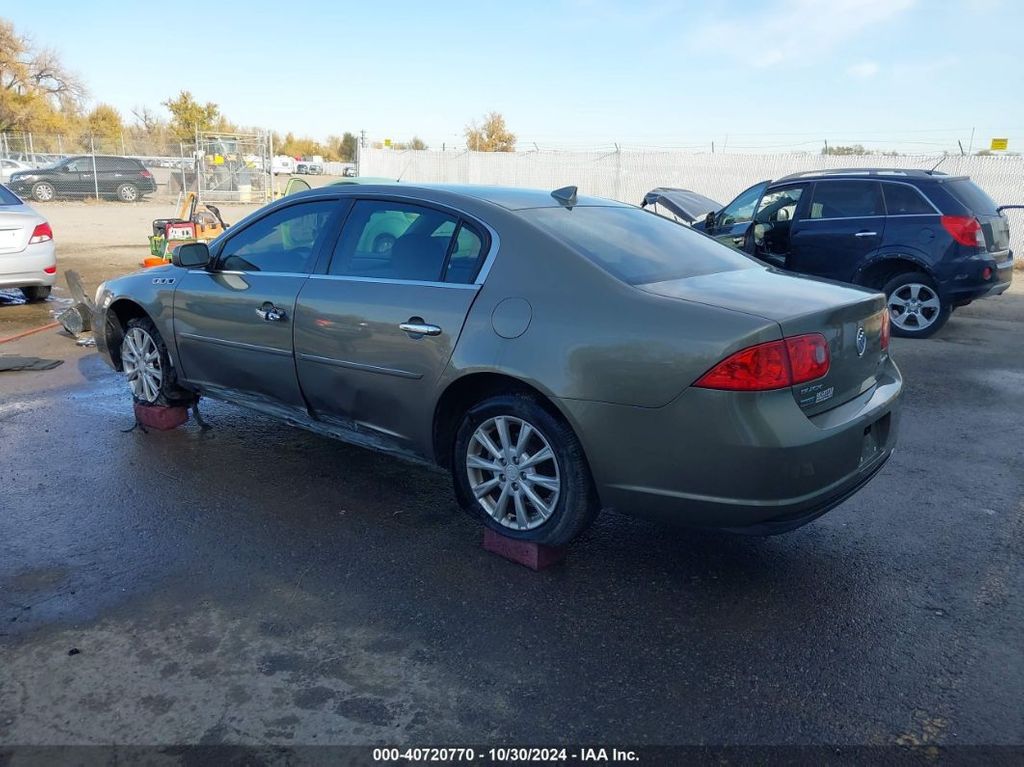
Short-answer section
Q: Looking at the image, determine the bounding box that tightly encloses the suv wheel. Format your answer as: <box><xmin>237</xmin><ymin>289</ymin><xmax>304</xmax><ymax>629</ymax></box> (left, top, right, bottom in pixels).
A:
<box><xmin>883</xmin><ymin>271</ymin><xmax>951</xmax><ymax>339</ymax></box>
<box><xmin>452</xmin><ymin>393</ymin><xmax>600</xmax><ymax>546</ymax></box>
<box><xmin>20</xmin><ymin>286</ymin><xmax>51</xmax><ymax>302</ymax></box>
<box><xmin>31</xmin><ymin>182</ymin><xmax>56</xmax><ymax>202</ymax></box>
<box><xmin>116</xmin><ymin>183</ymin><xmax>139</xmax><ymax>202</ymax></box>
<box><xmin>120</xmin><ymin>317</ymin><xmax>194</xmax><ymax>406</ymax></box>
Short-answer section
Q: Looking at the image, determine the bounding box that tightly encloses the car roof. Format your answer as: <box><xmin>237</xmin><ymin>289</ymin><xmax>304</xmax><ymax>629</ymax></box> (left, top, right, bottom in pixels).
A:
<box><xmin>775</xmin><ymin>168</ymin><xmax>966</xmax><ymax>183</ymax></box>
<box><xmin>289</xmin><ymin>183</ymin><xmax>627</xmax><ymax>211</ymax></box>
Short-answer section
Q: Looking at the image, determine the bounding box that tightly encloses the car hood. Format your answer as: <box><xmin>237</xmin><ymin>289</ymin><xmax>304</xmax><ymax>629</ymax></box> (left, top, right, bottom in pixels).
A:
<box><xmin>641</xmin><ymin>188</ymin><xmax>723</xmax><ymax>224</ymax></box>
<box><xmin>638</xmin><ymin>266</ymin><xmax>881</xmax><ymax>323</ymax></box>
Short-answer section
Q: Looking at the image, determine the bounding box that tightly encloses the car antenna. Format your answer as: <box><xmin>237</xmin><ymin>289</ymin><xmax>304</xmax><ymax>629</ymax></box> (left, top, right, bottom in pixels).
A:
<box><xmin>927</xmin><ymin>155</ymin><xmax>947</xmax><ymax>174</ymax></box>
<box><xmin>551</xmin><ymin>185</ymin><xmax>578</xmax><ymax>209</ymax></box>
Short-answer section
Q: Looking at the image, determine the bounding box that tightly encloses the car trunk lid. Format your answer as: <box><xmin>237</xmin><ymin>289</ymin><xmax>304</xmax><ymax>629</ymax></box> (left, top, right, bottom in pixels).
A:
<box><xmin>640</xmin><ymin>267</ymin><xmax>889</xmax><ymax>416</ymax></box>
<box><xmin>0</xmin><ymin>209</ymin><xmax>37</xmax><ymax>254</ymax></box>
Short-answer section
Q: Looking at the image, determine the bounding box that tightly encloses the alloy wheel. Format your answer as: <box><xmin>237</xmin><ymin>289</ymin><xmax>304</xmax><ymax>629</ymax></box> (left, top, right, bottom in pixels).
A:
<box><xmin>121</xmin><ymin>327</ymin><xmax>163</xmax><ymax>403</ymax></box>
<box><xmin>889</xmin><ymin>282</ymin><xmax>941</xmax><ymax>332</ymax></box>
<box><xmin>466</xmin><ymin>415</ymin><xmax>561</xmax><ymax>531</ymax></box>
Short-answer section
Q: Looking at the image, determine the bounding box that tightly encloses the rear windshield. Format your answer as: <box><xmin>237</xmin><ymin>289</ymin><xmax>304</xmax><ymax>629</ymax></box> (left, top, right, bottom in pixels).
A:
<box><xmin>946</xmin><ymin>179</ymin><xmax>999</xmax><ymax>215</ymax></box>
<box><xmin>522</xmin><ymin>206</ymin><xmax>757</xmax><ymax>285</ymax></box>
<box><xmin>0</xmin><ymin>184</ymin><xmax>22</xmax><ymax>205</ymax></box>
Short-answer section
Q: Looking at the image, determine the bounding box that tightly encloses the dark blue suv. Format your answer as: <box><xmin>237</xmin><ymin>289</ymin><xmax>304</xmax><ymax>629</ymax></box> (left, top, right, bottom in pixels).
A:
<box><xmin>650</xmin><ymin>169</ymin><xmax>1014</xmax><ymax>338</ymax></box>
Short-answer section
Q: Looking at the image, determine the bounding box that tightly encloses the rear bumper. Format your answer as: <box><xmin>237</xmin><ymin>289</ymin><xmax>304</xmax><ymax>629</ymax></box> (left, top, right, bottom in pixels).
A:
<box><xmin>944</xmin><ymin>250</ymin><xmax>1014</xmax><ymax>304</ymax></box>
<box><xmin>558</xmin><ymin>356</ymin><xmax>902</xmax><ymax>533</ymax></box>
<box><xmin>0</xmin><ymin>242</ymin><xmax>57</xmax><ymax>289</ymax></box>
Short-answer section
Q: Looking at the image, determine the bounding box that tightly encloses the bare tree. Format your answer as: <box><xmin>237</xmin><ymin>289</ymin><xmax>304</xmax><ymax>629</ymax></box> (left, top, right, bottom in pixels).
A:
<box><xmin>465</xmin><ymin>112</ymin><xmax>516</xmax><ymax>152</ymax></box>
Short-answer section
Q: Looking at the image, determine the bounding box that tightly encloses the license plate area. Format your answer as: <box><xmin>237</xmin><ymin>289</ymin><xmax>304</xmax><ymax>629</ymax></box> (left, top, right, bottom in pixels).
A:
<box><xmin>860</xmin><ymin>413</ymin><xmax>890</xmax><ymax>465</ymax></box>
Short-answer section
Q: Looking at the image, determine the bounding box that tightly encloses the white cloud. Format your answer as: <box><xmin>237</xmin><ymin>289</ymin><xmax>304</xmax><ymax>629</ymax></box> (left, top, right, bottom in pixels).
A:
<box><xmin>847</xmin><ymin>61</ymin><xmax>881</xmax><ymax>78</ymax></box>
<box><xmin>691</xmin><ymin>0</ymin><xmax>916</xmax><ymax>68</ymax></box>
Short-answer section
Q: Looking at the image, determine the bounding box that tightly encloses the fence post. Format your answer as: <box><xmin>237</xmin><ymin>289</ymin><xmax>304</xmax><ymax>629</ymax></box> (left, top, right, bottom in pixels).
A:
<box><xmin>613</xmin><ymin>143</ymin><xmax>622</xmax><ymax>202</ymax></box>
<box><xmin>90</xmin><ymin>135</ymin><xmax>100</xmax><ymax>200</ymax></box>
<box><xmin>268</xmin><ymin>130</ymin><xmax>275</xmax><ymax>201</ymax></box>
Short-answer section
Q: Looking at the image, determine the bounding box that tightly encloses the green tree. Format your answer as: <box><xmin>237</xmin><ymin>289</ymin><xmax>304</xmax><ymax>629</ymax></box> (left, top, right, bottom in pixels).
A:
<box><xmin>85</xmin><ymin>103</ymin><xmax>123</xmax><ymax>141</ymax></box>
<box><xmin>821</xmin><ymin>144</ymin><xmax>870</xmax><ymax>156</ymax></box>
<box><xmin>465</xmin><ymin>112</ymin><xmax>515</xmax><ymax>152</ymax></box>
<box><xmin>339</xmin><ymin>131</ymin><xmax>358</xmax><ymax>161</ymax></box>
<box><xmin>162</xmin><ymin>90</ymin><xmax>221</xmax><ymax>141</ymax></box>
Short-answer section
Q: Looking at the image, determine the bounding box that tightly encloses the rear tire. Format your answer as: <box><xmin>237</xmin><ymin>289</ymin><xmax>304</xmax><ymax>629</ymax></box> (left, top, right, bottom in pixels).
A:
<box><xmin>116</xmin><ymin>183</ymin><xmax>139</xmax><ymax>202</ymax></box>
<box><xmin>452</xmin><ymin>393</ymin><xmax>600</xmax><ymax>546</ymax></box>
<box><xmin>20</xmin><ymin>285</ymin><xmax>51</xmax><ymax>302</ymax></box>
<box><xmin>883</xmin><ymin>271</ymin><xmax>951</xmax><ymax>339</ymax></box>
<box><xmin>120</xmin><ymin>316</ymin><xmax>194</xmax><ymax>406</ymax></box>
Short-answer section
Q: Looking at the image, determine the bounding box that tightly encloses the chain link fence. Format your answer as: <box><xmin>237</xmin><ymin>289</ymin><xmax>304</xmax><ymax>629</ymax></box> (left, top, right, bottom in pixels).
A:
<box><xmin>361</xmin><ymin>147</ymin><xmax>1024</xmax><ymax>262</ymax></box>
<box><xmin>1</xmin><ymin>131</ymin><xmax>273</xmax><ymax>204</ymax></box>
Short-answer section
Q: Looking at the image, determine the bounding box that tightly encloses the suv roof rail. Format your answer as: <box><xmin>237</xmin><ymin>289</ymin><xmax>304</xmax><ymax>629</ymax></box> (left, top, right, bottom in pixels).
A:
<box><xmin>776</xmin><ymin>168</ymin><xmax>950</xmax><ymax>182</ymax></box>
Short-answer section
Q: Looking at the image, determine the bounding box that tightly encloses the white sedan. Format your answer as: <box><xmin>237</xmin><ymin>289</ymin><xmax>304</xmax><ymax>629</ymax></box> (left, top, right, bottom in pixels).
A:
<box><xmin>0</xmin><ymin>159</ymin><xmax>34</xmax><ymax>183</ymax></box>
<box><xmin>0</xmin><ymin>183</ymin><xmax>56</xmax><ymax>301</ymax></box>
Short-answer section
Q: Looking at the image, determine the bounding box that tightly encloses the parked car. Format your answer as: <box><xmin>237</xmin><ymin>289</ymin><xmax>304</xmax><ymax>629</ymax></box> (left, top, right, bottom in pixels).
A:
<box><xmin>271</xmin><ymin>156</ymin><xmax>296</xmax><ymax>175</ymax></box>
<box><xmin>7</xmin><ymin>155</ymin><xmax>158</xmax><ymax>203</ymax></box>
<box><xmin>0</xmin><ymin>183</ymin><xmax>56</xmax><ymax>301</ymax></box>
<box><xmin>0</xmin><ymin>158</ymin><xmax>34</xmax><ymax>183</ymax></box>
<box><xmin>650</xmin><ymin>169</ymin><xmax>1015</xmax><ymax>338</ymax></box>
<box><xmin>295</xmin><ymin>162</ymin><xmax>309</xmax><ymax>175</ymax></box>
<box><xmin>93</xmin><ymin>184</ymin><xmax>901</xmax><ymax>545</ymax></box>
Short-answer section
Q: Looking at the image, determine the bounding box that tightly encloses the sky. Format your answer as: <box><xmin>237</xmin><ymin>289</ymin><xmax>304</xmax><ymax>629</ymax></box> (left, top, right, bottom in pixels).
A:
<box><xmin>5</xmin><ymin>0</ymin><xmax>1023</xmax><ymax>154</ymax></box>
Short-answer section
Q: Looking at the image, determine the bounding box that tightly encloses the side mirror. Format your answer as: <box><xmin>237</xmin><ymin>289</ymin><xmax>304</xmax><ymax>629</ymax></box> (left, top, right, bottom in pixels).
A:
<box><xmin>172</xmin><ymin>242</ymin><xmax>211</xmax><ymax>269</ymax></box>
<box><xmin>704</xmin><ymin>211</ymin><xmax>716</xmax><ymax>229</ymax></box>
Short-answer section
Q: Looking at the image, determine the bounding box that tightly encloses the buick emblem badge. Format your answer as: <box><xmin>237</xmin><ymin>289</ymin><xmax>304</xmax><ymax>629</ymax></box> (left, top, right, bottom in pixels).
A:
<box><xmin>856</xmin><ymin>326</ymin><xmax>867</xmax><ymax>357</ymax></box>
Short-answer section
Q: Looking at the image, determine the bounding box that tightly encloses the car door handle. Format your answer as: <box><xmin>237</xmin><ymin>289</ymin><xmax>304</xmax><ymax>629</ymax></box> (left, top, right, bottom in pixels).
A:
<box><xmin>854</xmin><ymin>231</ymin><xmax>878</xmax><ymax>237</ymax></box>
<box><xmin>256</xmin><ymin>302</ymin><xmax>287</xmax><ymax>322</ymax></box>
<box><xmin>399</xmin><ymin>321</ymin><xmax>442</xmax><ymax>337</ymax></box>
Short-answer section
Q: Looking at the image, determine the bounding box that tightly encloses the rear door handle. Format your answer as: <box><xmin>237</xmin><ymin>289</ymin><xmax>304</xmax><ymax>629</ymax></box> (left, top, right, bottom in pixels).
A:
<box><xmin>854</xmin><ymin>231</ymin><xmax>878</xmax><ymax>237</ymax></box>
<box><xmin>399</xmin><ymin>320</ymin><xmax>442</xmax><ymax>337</ymax></box>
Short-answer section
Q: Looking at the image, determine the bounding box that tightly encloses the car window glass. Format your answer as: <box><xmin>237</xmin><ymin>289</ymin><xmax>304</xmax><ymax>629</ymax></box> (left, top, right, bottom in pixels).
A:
<box><xmin>755</xmin><ymin>186</ymin><xmax>804</xmax><ymax>223</ymax></box>
<box><xmin>329</xmin><ymin>200</ymin><xmax>458</xmax><ymax>282</ymax></box>
<box><xmin>218</xmin><ymin>200</ymin><xmax>337</xmax><ymax>273</ymax></box>
<box><xmin>93</xmin><ymin>157</ymin><xmax>116</xmax><ymax>171</ymax></box>
<box><xmin>444</xmin><ymin>224</ymin><xmax>485</xmax><ymax>284</ymax></box>
<box><xmin>717</xmin><ymin>184</ymin><xmax>764</xmax><ymax>227</ymax></box>
<box><xmin>881</xmin><ymin>184</ymin><xmax>933</xmax><ymax>215</ymax></box>
<box><xmin>524</xmin><ymin>206</ymin><xmax>757</xmax><ymax>285</ymax></box>
<box><xmin>65</xmin><ymin>158</ymin><xmax>92</xmax><ymax>172</ymax></box>
<box><xmin>0</xmin><ymin>185</ymin><xmax>21</xmax><ymax>205</ymax></box>
<box><xmin>809</xmin><ymin>181</ymin><xmax>883</xmax><ymax>219</ymax></box>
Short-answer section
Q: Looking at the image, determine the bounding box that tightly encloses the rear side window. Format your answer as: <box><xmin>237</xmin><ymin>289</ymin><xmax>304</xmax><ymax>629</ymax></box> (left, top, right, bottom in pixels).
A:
<box><xmin>945</xmin><ymin>179</ymin><xmax>999</xmax><ymax>215</ymax></box>
<box><xmin>523</xmin><ymin>206</ymin><xmax>757</xmax><ymax>286</ymax></box>
<box><xmin>882</xmin><ymin>183</ymin><xmax>934</xmax><ymax>215</ymax></box>
<box><xmin>809</xmin><ymin>181</ymin><xmax>883</xmax><ymax>219</ymax></box>
<box><xmin>0</xmin><ymin>185</ymin><xmax>21</xmax><ymax>205</ymax></box>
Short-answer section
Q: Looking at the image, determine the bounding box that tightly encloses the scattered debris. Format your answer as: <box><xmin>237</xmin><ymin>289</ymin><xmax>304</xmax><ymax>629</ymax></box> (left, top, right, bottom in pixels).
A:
<box><xmin>76</xmin><ymin>337</ymin><xmax>97</xmax><ymax>347</ymax></box>
<box><xmin>67</xmin><ymin>648</ymin><xmax>81</xmax><ymax>656</ymax></box>
<box><xmin>0</xmin><ymin>355</ymin><xmax>64</xmax><ymax>372</ymax></box>
<box><xmin>55</xmin><ymin>270</ymin><xmax>97</xmax><ymax>340</ymax></box>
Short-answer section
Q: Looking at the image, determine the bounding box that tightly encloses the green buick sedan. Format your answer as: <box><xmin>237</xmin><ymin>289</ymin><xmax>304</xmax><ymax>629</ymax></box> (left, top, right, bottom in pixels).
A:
<box><xmin>94</xmin><ymin>184</ymin><xmax>901</xmax><ymax>545</ymax></box>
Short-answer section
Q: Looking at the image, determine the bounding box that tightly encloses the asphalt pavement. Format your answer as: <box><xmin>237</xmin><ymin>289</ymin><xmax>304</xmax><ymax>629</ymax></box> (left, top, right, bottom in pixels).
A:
<box><xmin>1</xmin><ymin>284</ymin><xmax>1022</xmax><ymax>750</ymax></box>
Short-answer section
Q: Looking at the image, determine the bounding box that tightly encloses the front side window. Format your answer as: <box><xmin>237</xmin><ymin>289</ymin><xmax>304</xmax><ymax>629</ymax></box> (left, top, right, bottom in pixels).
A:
<box><xmin>330</xmin><ymin>200</ymin><xmax>462</xmax><ymax>282</ymax></box>
<box><xmin>218</xmin><ymin>200</ymin><xmax>337</xmax><ymax>273</ymax></box>
<box><xmin>882</xmin><ymin>183</ymin><xmax>934</xmax><ymax>215</ymax></box>
<box><xmin>809</xmin><ymin>181</ymin><xmax>883</xmax><ymax>219</ymax></box>
<box><xmin>523</xmin><ymin>206</ymin><xmax>757</xmax><ymax>286</ymax></box>
<box><xmin>716</xmin><ymin>183</ymin><xmax>767</xmax><ymax>227</ymax></box>
<box><xmin>755</xmin><ymin>186</ymin><xmax>805</xmax><ymax>223</ymax></box>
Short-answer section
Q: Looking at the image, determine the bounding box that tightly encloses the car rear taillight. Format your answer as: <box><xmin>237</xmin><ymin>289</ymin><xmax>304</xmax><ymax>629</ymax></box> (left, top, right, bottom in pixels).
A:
<box><xmin>29</xmin><ymin>222</ymin><xmax>53</xmax><ymax>244</ymax></box>
<box><xmin>44</xmin><ymin>265</ymin><xmax>57</xmax><ymax>274</ymax></box>
<box><xmin>695</xmin><ymin>334</ymin><xmax>830</xmax><ymax>391</ymax></box>
<box><xmin>880</xmin><ymin>310</ymin><xmax>891</xmax><ymax>351</ymax></box>
<box><xmin>941</xmin><ymin>215</ymin><xmax>984</xmax><ymax>247</ymax></box>
<box><xmin>140</xmin><ymin>169</ymin><xmax>153</xmax><ymax>178</ymax></box>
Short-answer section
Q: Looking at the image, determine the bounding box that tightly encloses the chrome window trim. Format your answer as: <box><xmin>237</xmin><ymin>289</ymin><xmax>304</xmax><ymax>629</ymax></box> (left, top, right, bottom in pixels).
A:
<box><xmin>307</xmin><ymin>274</ymin><xmax>479</xmax><ymax>290</ymax></box>
<box><xmin>801</xmin><ymin>215</ymin><xmax>886</xmax><ymax>222</ymax></box>
<box><xmin>327</xmin><ymin>192</ymin><xmax>501</xmax><ymax>285</ymax></box>
<box><xmin>188</xmin><ymin>269</ymin><xmax>311</xmax><ymax>278</ymax></box>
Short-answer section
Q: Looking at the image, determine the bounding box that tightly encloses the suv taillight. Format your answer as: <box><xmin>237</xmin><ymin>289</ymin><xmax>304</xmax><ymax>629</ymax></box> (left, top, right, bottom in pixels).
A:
<box><xmin>29</xmin><ymin>222</ymin><xmax>53</xmax><ymax>244</ymax></box>
<box><xmin>140</xmin><ymin>169</ymin><xmax>153</xmax><ymax>178</ymax></box>
<box><xmin>695</xmin><ymin>334</ymin><xmax>830</xmax><ymax>391</ymax></box>
<box><xmin>941</xmin><ymin>215</ymin><xmax>985</xmax><ymax>247</ymax></box>
<box><xmin>880</xmin><ymin>310</ymin><xmax>890</xmax><ymax>351</ymax></box>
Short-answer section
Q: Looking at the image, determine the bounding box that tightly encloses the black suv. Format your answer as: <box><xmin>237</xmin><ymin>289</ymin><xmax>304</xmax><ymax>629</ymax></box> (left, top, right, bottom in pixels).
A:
<box><xmin>8</xmin><ymin>155</ymin><xmax>157</xmax><ymax>203</ymax></box>
<box><xmin>649</xmin><ymin>169</ymin><xmax>1014</xmax><ymax>338</ymax></box>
